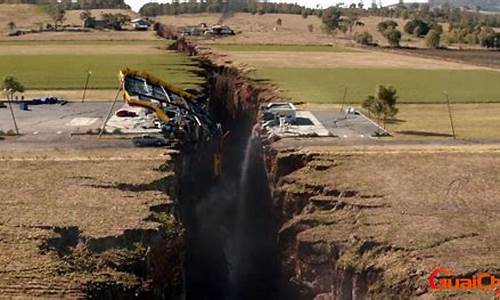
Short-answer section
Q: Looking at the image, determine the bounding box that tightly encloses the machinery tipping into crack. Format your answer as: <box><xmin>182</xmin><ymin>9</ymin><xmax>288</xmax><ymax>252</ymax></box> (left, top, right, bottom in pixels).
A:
<box><xmin>119</xmin><ymin>68</ymin><xmax>224</xmax><ymax>177</ymax></box>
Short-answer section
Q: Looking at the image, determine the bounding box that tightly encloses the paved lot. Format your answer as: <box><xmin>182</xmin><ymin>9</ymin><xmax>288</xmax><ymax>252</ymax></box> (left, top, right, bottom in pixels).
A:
<box><xmin>0</xmin><ymin>102</ymin><xmax>117</xmax><ymax>135</ymax></box>
<box><xmin>0</xmin><ymin>102</ymin><xmax>136</xmax><ymax>150</ymax></box>
<box><xmin>311</xmin><ymin>109</ymin><xmax>384</xmax><ymax>139</ymax></box>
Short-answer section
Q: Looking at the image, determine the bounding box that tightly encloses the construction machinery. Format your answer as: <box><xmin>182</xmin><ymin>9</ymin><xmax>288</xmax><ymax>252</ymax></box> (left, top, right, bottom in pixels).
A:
<box><xmin>119</xmin><ymin>68</ymin><xmax>223</xmax><ymax>177</ymax></box>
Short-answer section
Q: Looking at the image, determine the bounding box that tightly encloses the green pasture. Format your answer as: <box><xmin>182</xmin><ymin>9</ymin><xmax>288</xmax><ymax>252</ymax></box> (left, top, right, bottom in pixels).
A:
<box><xmin>256</xmin><ymin>68</ymin><xmax>500</xmax><ymax>103</ymax></box>
<box><xmin>0</xmin><ymin>53</ymin><xmax>202</xmax><ymax>89</ymax></box>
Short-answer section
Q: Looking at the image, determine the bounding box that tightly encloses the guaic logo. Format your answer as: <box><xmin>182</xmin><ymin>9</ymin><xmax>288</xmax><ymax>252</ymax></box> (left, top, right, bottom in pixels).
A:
<box><xmin>429</xmin><ymin>266</ymin><xmax>500</xmax><ymax>298</ymax></box>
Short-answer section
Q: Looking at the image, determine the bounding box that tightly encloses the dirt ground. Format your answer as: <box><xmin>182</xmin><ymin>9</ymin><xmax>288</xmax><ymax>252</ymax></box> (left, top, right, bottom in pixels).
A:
<box><xmin>221</xmin><ymin>50</ymin><xmax>492</xmax><ymax>70</ymax></box>
<box><xmin>275</xmin><ymin>145</ymin><xmax>500</xmax><ymax>298</ymax></box>
<box><xmin>0</xmin><ymin>148</ymin><xmax>177</xmax><ymax>298</ymax></box>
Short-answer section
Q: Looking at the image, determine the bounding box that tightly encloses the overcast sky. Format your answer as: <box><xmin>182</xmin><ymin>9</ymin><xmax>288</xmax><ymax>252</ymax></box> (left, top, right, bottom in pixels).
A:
<box><xmin>125</xmin><ymin>0</ymin><xmax>427</xmax><ymax>12</ymax></box>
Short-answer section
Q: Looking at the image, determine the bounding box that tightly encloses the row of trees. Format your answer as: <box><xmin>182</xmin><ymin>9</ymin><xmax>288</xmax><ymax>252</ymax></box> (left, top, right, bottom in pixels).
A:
<box><xmin>0</xmin><ymin>0</ymin><xmax>128</xmax><ymax>10</ymax></box>
<box><xmin>140</xmin><ymin>0</ymin><xmax>321</xmax><ymax>17</ymax></box>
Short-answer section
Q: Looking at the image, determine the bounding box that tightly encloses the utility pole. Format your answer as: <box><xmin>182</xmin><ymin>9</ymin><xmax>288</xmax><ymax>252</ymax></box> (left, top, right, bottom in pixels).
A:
<box><xmin>81</xmin><ymin>70</ymin><xmax>92</xmax><ymax>103</ymax></box>
<box><xmin>443</xmin><ymin>92</ymin><xmax>456</xmax><ymax>139</ymax></box>
<box><xmin>5</xmin><ymin>89</ymin><xmax>19</xmax><ymax>135</ymax></box>
<box><xmin>98</xmin><ymin>85</ymin><xmax>123</xmax><ymax>138</ymax></box>
<box><xmin>339</xmin><ymin>87</ymin><xmax>348</xmax><ymax>112</ymax></box>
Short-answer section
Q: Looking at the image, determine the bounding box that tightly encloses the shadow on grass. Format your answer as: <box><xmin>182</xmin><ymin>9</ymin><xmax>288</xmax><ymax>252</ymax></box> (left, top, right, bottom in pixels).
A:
<box><xmin>396</xmin><ymin>130</ymin><xmax>454</xmax><ymax>137</ymax></box>
<box><xmin>385</xmin><ymin>118</ymin><xmax>407</xmax><ymax>124</ymax></box>
<box><xmin>86</xmin><ymin>174</ymin><xmax>175</xmax><ymax>194</ymax></box>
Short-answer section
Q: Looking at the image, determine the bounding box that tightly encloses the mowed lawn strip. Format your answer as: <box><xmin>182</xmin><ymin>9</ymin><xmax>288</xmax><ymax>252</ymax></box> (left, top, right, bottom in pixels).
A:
<box><xmin>0</xmin><ymin>53</ymin><xmax>202</xmax><ymax>89</ymax></box>
<box><xmin>256</xmin><ymin>67</ymin><xmax>500</xmax><ymax>103</ymax></box>
<box><xmin>212</xmin><ymin>44</ymin><xmax>356</xmax><ymax>52</ymax></box>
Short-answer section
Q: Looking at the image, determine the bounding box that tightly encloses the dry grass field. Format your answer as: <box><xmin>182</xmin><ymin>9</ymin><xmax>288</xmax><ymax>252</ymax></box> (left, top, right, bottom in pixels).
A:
<box><xmin>0</xmin><ymin>148</ymin><xmax>175</xmax><ymax>298</ymax></box>
<box><xmin>224</xmin><ymin>49</ymin><xmax>492</xmax><ymax>70</ymax></box>
<box><xmin>278</xmin><ymin>147</ymin><xmax>500</xmax><ymax>298</ymax></box>
<box><xmin>0</xmin><ymin>4</ymin><xmax>50</xmax><ymax>35</ymax></box>
<box><xmin>64</xmin><ymin>9</ymin><xmax>139</xmax><ymax>26</ymax></box>
<box><xmin>158</xmin><ymin>13</ymin><xmax>332</xmax><ymax>45</ymax></box>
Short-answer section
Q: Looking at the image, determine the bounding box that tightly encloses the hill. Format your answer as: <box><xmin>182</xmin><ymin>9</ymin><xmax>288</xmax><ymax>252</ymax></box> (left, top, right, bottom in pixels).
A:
<box><xmin>429</xmin><ymin>0</ymin><xmax>500</xmax><ymax>11</ymax></box>
<box><xmin>0</xmin><ymin>4</ymin><xmax>51</xmax><ymax>34</ymax></box>
<box><xmin>64</xmin><ymin>9</ymin><xmax>139</xmax><ymax>26</ymax></box>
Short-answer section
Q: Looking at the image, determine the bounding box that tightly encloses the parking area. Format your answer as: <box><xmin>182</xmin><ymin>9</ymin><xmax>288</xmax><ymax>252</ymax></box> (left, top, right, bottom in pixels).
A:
<box><xmin>311</xmin><ymin>109</ymin><xmax>386</xmax><ymax>139</ymax></box>
<box><xmin>0</xmin><ymin>102</ymin><xmax>115</xmax><ymax>136</ymax></box>
<box><xmin>261</xmin><ymin>102</ymin><xmax>384</xmax><ymax>140</ymax></box>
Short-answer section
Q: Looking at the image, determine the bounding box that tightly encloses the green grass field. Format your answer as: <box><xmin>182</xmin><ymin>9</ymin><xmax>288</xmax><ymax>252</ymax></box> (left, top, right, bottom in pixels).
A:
<box><xmin>0</xmin><ymin>53</ymin><xmax>202</xmax><ymax>89</ymax></box>
<box><xmin>390</xmin><ymin>103</ymin><xmax>500</xmax><ymax>140</ymax></box>
<box><xmin>212</xmin><ymin>44</ymin><xmax>355</xmax><ymax>52</ymax></box>
<box><xmin>256</xmin><ymin>68</ymin><xmax>500</xmax><ymax>103</ymax></box>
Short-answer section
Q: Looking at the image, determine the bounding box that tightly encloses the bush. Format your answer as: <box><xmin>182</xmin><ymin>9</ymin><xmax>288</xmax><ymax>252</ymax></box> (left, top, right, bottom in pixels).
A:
<box><xmin>465</xmin><ymin>33</ymin><xmax>479</xmax><ymax>45</ymax></box>
<box><xmin>377</xmin><ymin>20</ymin><xmax>398</xmax><ymax>34</ymax></box>
<box><xmin>404</xmin><ymin>19</ymin><xmax>429</xmax><ymax>37</ymax></box>
<box><xmin>425</xmin><ymin>29</ymin><xmax>441</xmax><ymax>49</ymax></box>
<box><xmin>354</xmin><ymin>31</ymin><xmax>373</xmax><ymax>45</ymax></box>
<box><xmin>386</xmin><ymin>29</ymin><xmax>402</xmax><ymax>47</ymax></box>
<box><xmin>307</xmin><ymin>24</ymin><xmax>314</xmax><ymax>33</ymax></box>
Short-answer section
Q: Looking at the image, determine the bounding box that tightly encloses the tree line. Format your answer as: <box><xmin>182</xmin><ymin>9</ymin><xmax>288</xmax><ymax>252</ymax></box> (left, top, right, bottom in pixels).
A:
<box><xmin>320</xmin><ymin>3</ymin><xmax>500</xmax><ymax>50</ymax></box>
<box><xmin>0</xmin><ymin>0</ymin><xmax>129</xmax><ymax>10</ymax></box>
<box><xmin>139</xmin><ymin>0</ymin><xmax>321</xmax><ymax>17</ymax></box>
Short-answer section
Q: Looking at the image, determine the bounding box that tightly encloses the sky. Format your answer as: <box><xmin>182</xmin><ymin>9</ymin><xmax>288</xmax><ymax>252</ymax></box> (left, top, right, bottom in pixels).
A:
<box><xmin>125</xmin><ymin>0</ymin><xmax>427</xmax><ymax>12</ymax></box>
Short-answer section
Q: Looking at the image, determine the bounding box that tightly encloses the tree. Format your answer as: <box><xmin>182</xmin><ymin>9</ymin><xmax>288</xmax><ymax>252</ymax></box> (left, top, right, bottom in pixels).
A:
<box><xmin>7</xmin><ymin>21</ymin><xmax>16</xmax><ymax>32</ymax></box>
<box><xmin>386</xmin><ymin>29</ymin><xmax>402</xmax><ymax>47</ymax></box>
<box><xmin>2</xmin><ymin>76</ymin><xmax>25</xmax><ymax>135</ymax></box>
<box><xmin>362</xmin><ymin>85</ymin><xmax>399</xmax><ymax>128</ymax></box>
<box><xmin>80</xmin><ymin>10</ymin><xmax>92</xmax><ymax>24</ymax></box>
<box><xmin>354</xmin><ymin>31</ymin><xmax>374</xmax><ymax>45</ymax></box>
<box><xmin>377</xmin><ymin>20</ymin><xmax>398</xmax><ymax>34</ymax></box>
<box><xmin>45</xmin><ymin>5</ymin><xmax>66</xmax><ymax>30</ymax></box>
<box><xmin>322</xmin><ymin>6</ymin><xmax>342</xmax><ymax>34</ymax></box>
<box><xmin>340</xmin><ymin>11</ymin><xmax>365</xmax><ymax>37</ymax></box>
<box><xmin>404</xmin><ymin>19</ymin><xmax>430</xmax><ymax>37</ymax></box>
<box><xmin>2</xmin><ymin>76</ymin><xmax>24</xmax><ymax>99</ymax></box>
<box><xmin>425</xmin><ymin>29</ymin><xmax>441</xmax><ymax>48</ymax></box>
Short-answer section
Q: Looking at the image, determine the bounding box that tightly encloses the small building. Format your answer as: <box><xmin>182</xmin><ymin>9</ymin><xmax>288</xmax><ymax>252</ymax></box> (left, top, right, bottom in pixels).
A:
<box><xmin>262</xmin><ymin>102</ymin><xmax>297</xmax><ymax>123</ymax></box>
<box><xmin>131</xmin><ymin>18</ymin><xmax>151</xmax><ymax>31</ymax></box>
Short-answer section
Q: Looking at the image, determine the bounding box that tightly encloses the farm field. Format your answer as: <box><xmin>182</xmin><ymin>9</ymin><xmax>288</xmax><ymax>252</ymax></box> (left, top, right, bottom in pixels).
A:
<box><xmin>211</xmin><ymin>44</ymin><xmax>354</xmax><ymax>52</ymax></box>
<box><xmin>394</xmin><ymin>48</ymin><xmax>500</xmax><ymax>68</ymax></box>
<box><xmin>390</xmin><ymin>103</ymin><xmax>500</xmax><ymax>140</ymax></box>
<box><xmin>0</xmin><ymin>39</ymin><xmax>201</xmax><ymax>99</ymax></box>
<box><xmin>256</xmin><ymin>67</ymin><xmax>500</xmax><ymax>103</ymax></box>
<box><xmin>0</xmin><ymin>53</ymin><xmax>201</xmax><ymax>90</ymax></box>
<box><xmin>0</xmin><ymin>148</ymin><xmax>178</xmax><ymax>298</ymax></box>
<box><xmin>219</xmin><ymin>44</ymin><xmax>500</xmax><ymax>104</ymax></box>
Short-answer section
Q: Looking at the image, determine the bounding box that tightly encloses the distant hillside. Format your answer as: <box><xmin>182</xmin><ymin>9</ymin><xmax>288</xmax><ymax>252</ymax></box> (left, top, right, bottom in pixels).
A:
<box><xmin>429</xmin><ymin>0</ymin><xmax>500</xmax><ymax>11</ymax></box>
<box><xmin>0</xmin><ymin>4</ymin><xmax>51</xmax><ymax>34</ymax></box>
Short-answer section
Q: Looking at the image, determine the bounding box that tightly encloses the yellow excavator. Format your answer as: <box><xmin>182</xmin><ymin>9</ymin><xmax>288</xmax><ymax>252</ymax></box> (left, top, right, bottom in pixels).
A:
<box><xmin>119</xmin><ymin>68</ymin><xmax>223</xmax><ymax>177</ymax></box>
